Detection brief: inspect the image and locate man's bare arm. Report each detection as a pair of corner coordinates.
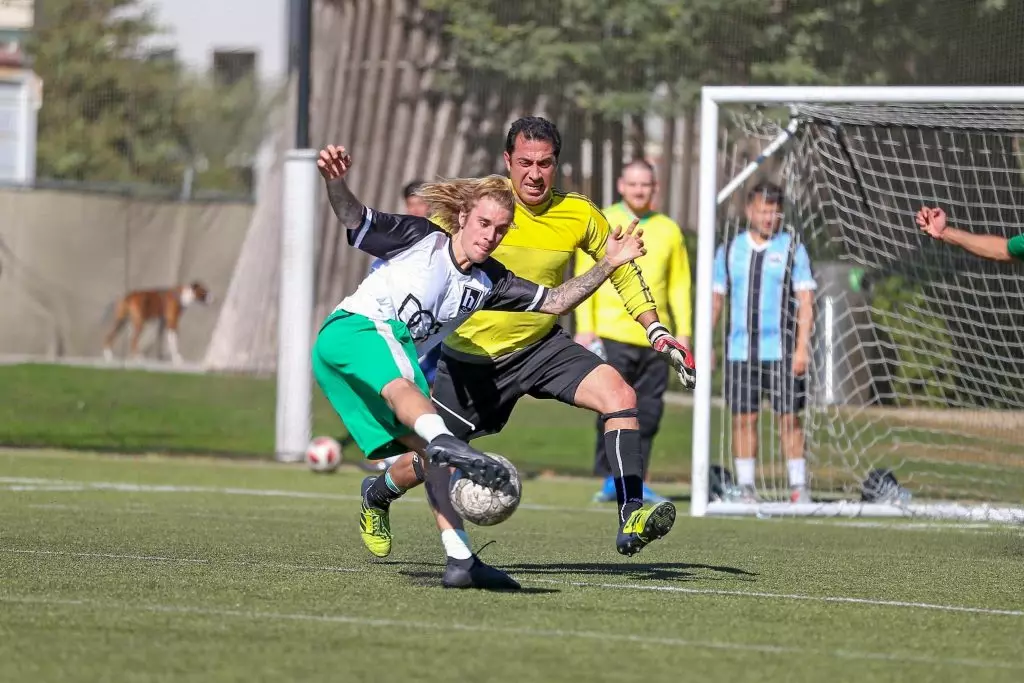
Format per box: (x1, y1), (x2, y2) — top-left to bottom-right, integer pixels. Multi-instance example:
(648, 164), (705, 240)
(325, 178), (365, 230)
(636, 309), (661, 328)
(317, 144), (364, 230)
(918, 205), (1016, 262)
(795, 290), (814, 355)
(941, 227), (1013, 262)
(539, 259), (616, 315)
(711, 292), (725, 329)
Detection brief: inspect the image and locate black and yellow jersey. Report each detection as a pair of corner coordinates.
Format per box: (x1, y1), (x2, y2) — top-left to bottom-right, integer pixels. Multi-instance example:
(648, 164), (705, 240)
(574, 202), (692, 347)
(443, 190), (656, 359)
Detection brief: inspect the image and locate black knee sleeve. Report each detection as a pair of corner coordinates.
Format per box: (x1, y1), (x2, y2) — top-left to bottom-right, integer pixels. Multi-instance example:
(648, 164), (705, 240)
(601, 408), (638, 422)
(411, 453), (426, 483)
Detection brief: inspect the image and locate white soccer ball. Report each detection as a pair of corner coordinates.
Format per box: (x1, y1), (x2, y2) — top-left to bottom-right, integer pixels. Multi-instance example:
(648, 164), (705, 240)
(449, 453), (522, 526)
(305, 436), (342, 473)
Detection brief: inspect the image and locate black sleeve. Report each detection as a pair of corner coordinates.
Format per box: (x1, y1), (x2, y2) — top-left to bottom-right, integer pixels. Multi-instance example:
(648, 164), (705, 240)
(479, 258), (549, 312)
(347, 207), (440, 260)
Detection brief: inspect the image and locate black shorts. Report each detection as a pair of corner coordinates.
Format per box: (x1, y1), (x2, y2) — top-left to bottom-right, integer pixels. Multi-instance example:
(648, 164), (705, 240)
(431, 326), (604, 440)
(725, 360), (806, 415)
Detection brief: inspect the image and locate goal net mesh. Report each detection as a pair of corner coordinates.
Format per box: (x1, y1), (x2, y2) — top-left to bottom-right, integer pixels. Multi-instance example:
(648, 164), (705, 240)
(713, 103), (1024, 515)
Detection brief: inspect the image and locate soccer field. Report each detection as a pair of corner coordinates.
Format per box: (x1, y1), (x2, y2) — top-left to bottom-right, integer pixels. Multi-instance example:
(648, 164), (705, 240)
(0, 363), (699, 480)
(1, 449), (1022, 682)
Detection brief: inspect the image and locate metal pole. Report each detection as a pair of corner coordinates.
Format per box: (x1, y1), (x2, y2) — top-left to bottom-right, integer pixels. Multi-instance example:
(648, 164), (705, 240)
(296, 0), (313, 148)
(690, 93), (720, 518)
(276, 150), (319, 461)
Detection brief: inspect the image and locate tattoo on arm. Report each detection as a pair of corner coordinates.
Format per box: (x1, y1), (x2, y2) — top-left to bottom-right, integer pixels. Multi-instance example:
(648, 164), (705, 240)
(539, 259), (615, 315)
(325, 178), (365, 229)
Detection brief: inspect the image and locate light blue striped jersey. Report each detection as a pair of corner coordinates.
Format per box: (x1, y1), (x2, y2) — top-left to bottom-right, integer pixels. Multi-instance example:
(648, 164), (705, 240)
(713, 230), (816, 362)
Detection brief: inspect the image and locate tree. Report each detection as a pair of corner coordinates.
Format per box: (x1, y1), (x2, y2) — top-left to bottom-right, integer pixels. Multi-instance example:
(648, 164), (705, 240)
(29, 0), (282, 196)
(422, 0), (1024, 120)
(176, 73), (284, 198)
(30, 0), (186, 189)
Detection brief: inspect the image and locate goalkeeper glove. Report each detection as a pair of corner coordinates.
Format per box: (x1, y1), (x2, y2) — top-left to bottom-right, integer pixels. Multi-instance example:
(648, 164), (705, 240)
(646, 322), (696, 390)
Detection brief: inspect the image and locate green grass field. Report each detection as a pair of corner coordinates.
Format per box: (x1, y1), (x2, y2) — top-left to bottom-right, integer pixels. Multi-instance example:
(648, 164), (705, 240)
(3, 363), (1023, 504)
(0, 363), (700, 480)
(1, 449), (1022, 682)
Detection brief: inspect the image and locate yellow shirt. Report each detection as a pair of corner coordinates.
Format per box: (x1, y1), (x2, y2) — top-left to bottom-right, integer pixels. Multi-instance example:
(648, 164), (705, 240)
(574, 202), (692, 347)
(444, 191), (656, 359)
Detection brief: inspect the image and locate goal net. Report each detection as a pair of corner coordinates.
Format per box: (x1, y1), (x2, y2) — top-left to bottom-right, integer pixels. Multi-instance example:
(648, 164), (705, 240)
(693, 87), (1024, 522)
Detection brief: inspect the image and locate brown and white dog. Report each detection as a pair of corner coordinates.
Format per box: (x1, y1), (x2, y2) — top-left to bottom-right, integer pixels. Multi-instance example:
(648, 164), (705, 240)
(102, 281), (213, 365)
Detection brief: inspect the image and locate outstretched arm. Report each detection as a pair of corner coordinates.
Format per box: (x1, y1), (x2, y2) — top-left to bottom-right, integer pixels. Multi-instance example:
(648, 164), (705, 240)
(941, 229), (1014, 261)
(318, 143), (438, 259)
(539, 258), (619, 315)
(483, 220), (644, 315)
(318, 145), (364, 229)
(540, 219), (645, 314)
(918, 206), (1020, 262)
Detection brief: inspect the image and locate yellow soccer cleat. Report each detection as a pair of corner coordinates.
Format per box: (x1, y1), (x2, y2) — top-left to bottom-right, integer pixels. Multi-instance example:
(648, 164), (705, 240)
(359, 476), (392, 558)
(616, 501), (676, 557)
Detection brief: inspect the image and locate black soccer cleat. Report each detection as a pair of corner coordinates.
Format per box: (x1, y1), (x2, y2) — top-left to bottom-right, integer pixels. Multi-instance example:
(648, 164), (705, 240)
(442, 554), (521, 590)
(425, 434), (516, 495)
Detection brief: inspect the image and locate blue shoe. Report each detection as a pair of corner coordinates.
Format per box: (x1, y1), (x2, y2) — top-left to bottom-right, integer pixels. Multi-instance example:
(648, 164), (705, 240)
(642, 484), (669, 505)
(592, 476), (617, 503)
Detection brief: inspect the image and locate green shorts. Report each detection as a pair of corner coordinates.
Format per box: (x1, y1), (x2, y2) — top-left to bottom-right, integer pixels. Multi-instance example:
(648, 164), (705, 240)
(312, 310), (429, 460)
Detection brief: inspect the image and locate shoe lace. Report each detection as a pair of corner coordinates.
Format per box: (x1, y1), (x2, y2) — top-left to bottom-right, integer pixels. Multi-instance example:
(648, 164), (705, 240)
(473, 539), (496, 559)
(369, 510), (391, 537)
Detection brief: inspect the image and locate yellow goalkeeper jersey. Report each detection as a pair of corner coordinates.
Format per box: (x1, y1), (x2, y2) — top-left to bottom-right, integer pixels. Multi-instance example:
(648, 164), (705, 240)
(574, 202), (692, 347)
(444, 190), (656, 359)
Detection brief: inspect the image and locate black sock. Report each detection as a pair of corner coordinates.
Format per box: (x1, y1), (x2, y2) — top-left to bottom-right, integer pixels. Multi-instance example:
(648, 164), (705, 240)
(603, 428), (645, 523)
(364, 470), (406, 509)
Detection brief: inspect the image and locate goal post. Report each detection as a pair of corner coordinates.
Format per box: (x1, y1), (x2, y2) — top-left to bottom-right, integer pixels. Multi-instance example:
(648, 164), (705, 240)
(275, 148), (319, 462)
(692, 86), (1024, 522)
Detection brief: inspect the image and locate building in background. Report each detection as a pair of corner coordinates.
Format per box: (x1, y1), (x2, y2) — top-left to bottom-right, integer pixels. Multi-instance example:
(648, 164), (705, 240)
(0, 0), (39, 185)
(151, 0), (287, 84)
(150, 0), (288, 199)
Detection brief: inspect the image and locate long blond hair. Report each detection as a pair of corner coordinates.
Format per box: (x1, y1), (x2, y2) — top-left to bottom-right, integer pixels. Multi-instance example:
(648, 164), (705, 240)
(415, 174), (515, 233)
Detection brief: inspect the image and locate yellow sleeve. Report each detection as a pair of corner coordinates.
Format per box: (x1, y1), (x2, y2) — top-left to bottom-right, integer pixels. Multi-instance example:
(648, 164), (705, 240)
(581, 203), (656, 319)
(573, 249), (598, 334)
(668, 226), (693, 338)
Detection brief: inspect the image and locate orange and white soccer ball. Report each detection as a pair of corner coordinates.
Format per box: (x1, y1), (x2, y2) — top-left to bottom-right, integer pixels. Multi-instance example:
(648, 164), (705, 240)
(305, 436), (342, 473)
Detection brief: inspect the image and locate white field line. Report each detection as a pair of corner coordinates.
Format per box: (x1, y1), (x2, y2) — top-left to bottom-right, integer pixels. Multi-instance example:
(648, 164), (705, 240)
(802, 519), (1014, 536)
(527, 579), (1024, 617)
(26, 502), (996, 532)
(3, 477), (1014, 536)
(3, 547), (1021, 619)
(0, 594), (1019, 671)
(0, 477), (615, 516)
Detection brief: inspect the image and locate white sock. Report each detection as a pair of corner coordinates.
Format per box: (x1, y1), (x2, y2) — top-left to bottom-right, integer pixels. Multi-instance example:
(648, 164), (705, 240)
(441, 528), (473, 560)
(787, 458), (807, 489)
(735, 458), (756, 487)
(413, 413), (452, 443)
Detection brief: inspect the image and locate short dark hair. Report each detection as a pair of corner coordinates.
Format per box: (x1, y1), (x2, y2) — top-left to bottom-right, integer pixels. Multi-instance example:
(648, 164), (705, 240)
(505, 116), (562, 160)
(403, 180), (426, 199)
(747, 181), (784, 205)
